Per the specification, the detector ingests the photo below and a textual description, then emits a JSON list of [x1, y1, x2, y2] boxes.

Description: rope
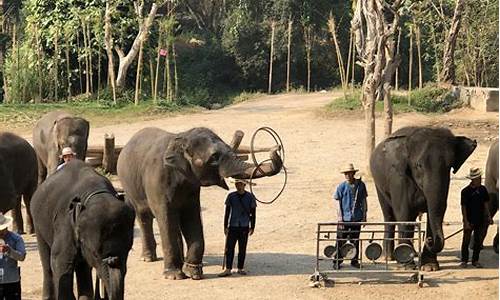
[[248, 127, 288, 204]]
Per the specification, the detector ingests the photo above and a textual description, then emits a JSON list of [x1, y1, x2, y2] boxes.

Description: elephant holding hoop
[[117, 127, 282, 280]]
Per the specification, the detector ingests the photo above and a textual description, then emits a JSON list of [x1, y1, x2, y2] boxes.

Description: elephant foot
[[141, 253, 158, 262], [163, 268, 187, 280], [421, 262, 440, 272], [182, 262, 203, 280]]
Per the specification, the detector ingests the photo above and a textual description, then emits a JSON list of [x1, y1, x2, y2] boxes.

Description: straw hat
[[340, 163, 359, 174], [229, 178, 256, 186], [466, 167, 482, 180], [60, 147, 76, 157], [0, 213, 12, 231]]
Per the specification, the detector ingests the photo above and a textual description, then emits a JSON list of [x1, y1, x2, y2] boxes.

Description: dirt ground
[[6, 92, 500, 299]]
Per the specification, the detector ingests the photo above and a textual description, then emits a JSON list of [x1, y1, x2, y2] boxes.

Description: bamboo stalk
[[267, 20, 275, 94]]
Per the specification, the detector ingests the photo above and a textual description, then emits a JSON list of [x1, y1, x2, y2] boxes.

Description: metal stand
[[311, 221, 425, 288]]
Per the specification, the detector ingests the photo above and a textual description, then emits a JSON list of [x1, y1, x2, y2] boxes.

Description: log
[[229, 130, 244, 151], [86, 145, 123, 156], [103, 133, 116, 174]]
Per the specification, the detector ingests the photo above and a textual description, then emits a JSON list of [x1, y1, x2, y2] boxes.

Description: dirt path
[[12, 92, 499, 299]]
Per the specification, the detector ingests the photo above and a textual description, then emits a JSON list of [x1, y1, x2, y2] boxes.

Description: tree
[[352, 0, 401, 164], [440, 0, 465, 85]]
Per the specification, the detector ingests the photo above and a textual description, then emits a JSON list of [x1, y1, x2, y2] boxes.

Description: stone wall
[[457, 86, 499, 112]]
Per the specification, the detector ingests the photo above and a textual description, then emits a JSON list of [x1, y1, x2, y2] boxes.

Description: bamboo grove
[[0, 0, 498, 106]]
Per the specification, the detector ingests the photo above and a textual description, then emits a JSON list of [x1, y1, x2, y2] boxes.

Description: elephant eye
[[209, 153, 220, 164]]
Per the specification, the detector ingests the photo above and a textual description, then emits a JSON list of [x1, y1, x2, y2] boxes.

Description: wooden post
[[286, 19, 292, 93], [268, 20, 275, 94], [103, 133, 116, 174]]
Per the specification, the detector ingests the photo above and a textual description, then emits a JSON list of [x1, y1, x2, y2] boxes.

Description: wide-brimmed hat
[[229, 178, 256, 186], [0, 213, 12, 231], [340, 163, 359, 174], [466, 167, 482, 180], [60, 147, 76, 157]]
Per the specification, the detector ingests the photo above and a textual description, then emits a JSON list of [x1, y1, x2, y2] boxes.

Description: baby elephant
[[31, 160, 135, 300]]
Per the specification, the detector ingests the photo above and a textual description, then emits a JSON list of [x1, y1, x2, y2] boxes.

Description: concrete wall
[[458, 86, 499, 112]]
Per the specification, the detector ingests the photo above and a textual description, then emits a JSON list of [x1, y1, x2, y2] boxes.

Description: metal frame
[[312, 221, 425, 287]]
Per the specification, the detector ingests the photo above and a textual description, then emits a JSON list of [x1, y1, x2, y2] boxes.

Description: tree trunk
[[304, 25, 312, 92], [172, 42, 178, 99], [65, 32, 71, 100], [346, 30, 353, 88], [97, 44, 101, 100], [395, 29, 401, 90], [328, 15, 346, 96], [149, 55, 155, 97], [36, 25, 43, 102], [286, 19, 292, 93], [165, 41, 171, 101], [408, 25, 413, 105], [416, 24, 422, 89], [115, 3, 162, 89], [268, 20, 275, 94], [352, 0, 402, 166], [430, 27, 441, 83], [87, 23, 93, 94], [82, 21, 90, 95], [77, 34, 83, 95], [154, 31, 162, 104], [134, 40, 144, 106], [440, 0, 465, 85], [104, 2, 117, 104], [54, 29, 59, 101]]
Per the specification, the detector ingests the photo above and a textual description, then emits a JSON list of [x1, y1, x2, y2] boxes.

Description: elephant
[[481, 139, 498, 253], [31, 160, 135, 300], [0, 132, 38, 234], [370, 126, 477, 271], [117, 127, 283, 280], [33, 111, 90, 183]]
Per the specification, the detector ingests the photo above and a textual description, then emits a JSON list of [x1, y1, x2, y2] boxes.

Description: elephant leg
[[37, 155, 47, 185], [180, 201, 204, 280], [51, 236, 77, 300], [37, 237, 55, 300], [377, 189, 396, 260], [75, 262, 93, 300], [23, 190, 35, 234], [136, 209, 158, 262], [421, 220, 440, 271], [154, 207, 186, 280], [11, 196, 24, 234]]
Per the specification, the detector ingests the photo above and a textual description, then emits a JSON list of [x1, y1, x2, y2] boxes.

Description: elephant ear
[[452, 136, 477, 174], [163, 136, 190, 169]]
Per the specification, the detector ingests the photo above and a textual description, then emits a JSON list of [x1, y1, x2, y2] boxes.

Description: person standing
[[56, 147, 76, 171], [333, 163, 367, 269], [0, 213, 26, 300], [218, 179, 256, 277], [460, 168, 493, 268]]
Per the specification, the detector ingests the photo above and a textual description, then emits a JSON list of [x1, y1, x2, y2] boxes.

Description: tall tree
[[440, 0, 465, 85], [352, 0, 401, 164]]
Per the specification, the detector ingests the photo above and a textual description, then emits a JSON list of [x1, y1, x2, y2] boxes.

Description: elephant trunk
[[424, 179, 448, 254], [96, 259, 125, 300], [218, 148, 282, 179]]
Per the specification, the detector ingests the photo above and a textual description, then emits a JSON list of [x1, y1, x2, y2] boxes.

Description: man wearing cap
[[0, 213, 26, 299], [218, 179, 257, 277], [333, 163, 367, 269], [460, 167, 493, 268], [56, 147, 76, 171]]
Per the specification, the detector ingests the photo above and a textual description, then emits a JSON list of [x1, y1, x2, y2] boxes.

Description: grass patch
[[325, 84, 461, 115], [0, 99, 199, 132]]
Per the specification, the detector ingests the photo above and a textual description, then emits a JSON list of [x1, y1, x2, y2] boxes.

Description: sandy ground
[[5, 92, 500, 299]]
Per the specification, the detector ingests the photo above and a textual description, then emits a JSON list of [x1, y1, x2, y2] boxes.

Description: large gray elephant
[[33, 111, 89, 183], [117, 127, 283, 280], [370, 126, 476, 271], [31, 160, 135, 300], [0, 132, 38, 234]]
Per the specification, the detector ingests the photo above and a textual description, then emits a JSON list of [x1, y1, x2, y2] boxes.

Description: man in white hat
[[218, 178, 256, 277], [56, 147, 76, 171], [332, 163, 368, 269], [0, 213, 26, 299], [460, 167, 493, 268]]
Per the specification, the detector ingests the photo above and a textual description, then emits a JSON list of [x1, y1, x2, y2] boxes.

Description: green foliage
[[326, 85, 461, 114]]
